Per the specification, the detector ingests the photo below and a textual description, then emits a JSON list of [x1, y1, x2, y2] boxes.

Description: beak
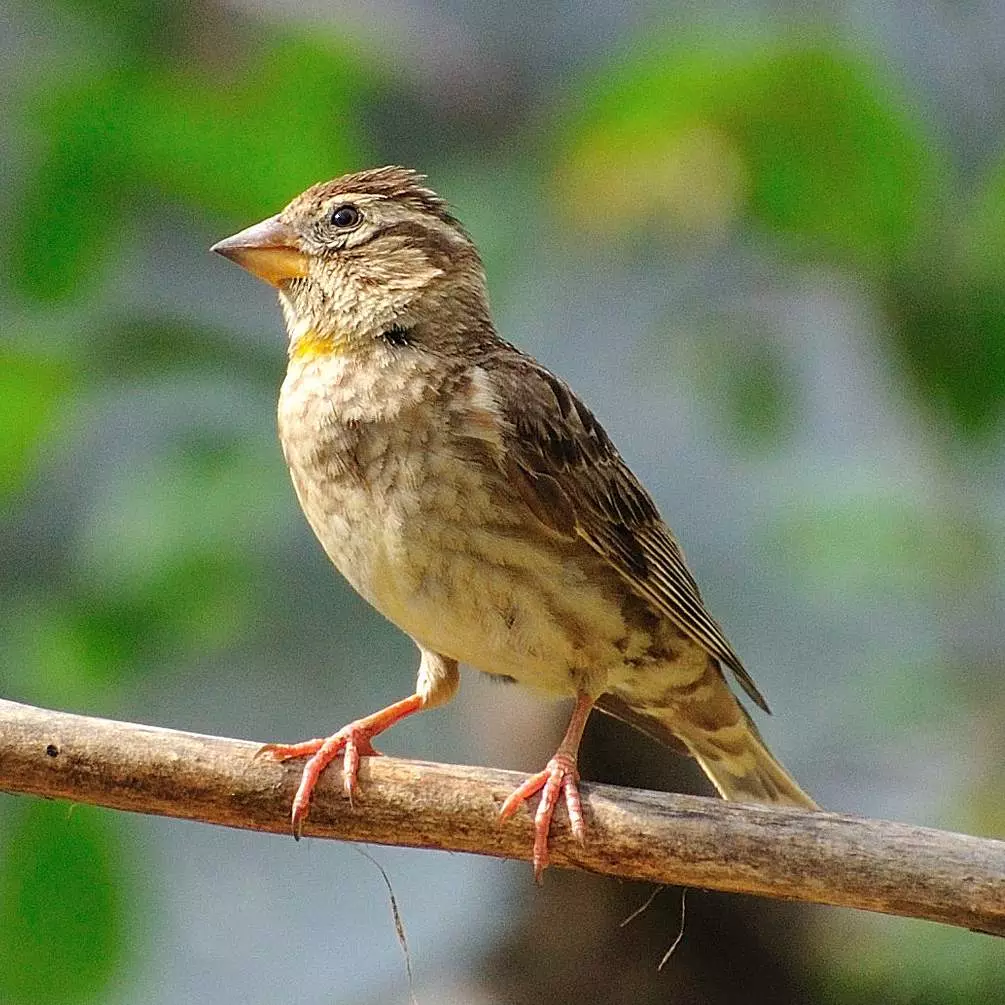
[[211, 215, 310, 287]]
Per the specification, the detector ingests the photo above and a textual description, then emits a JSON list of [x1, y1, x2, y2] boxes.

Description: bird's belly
[[291, 459, 641, 697]]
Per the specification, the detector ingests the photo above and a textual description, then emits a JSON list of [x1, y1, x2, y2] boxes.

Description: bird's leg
[[499, 692, 594, 881], [261, 693, 424, 837]]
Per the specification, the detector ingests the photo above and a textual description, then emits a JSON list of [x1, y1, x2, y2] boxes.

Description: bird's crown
[[282, 166, 459, 229]]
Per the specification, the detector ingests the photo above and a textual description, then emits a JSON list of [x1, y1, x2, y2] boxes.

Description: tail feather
[[679, 709, 818, 809], [601, 674, 818, 811]]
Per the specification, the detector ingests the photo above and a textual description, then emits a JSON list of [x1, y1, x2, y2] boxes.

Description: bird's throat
[[288, 319, 354, 361]]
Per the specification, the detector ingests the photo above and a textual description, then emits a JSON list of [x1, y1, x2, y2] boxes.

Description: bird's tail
[[602, 670, 818, 810], [677, 707, 818, 809]]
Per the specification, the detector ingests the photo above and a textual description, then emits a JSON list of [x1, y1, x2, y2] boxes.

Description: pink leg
[[499, 692, 594, 881], [260, 693, 424, 837]]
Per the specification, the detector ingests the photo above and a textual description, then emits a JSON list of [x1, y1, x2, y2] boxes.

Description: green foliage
[[888, 270, 1005, 437], [962, 150, 1005, 283], [125, 35, 372, 219], [47, 0, 182, 54], [818, 915, 1004, 1005], [83, 316, 280, 381], [3, 432, 284, 707], [0, 803, 130, 1004], [676, 324, 798, 450], [0, 351, 73, 499], [768, 493, 989, 600], [5, 597, 153, 706], [724, 341, 795, 446], [559, 34, 1005, 440], [12, 33, 374, 300], [555, 39, 938, 265], [885, 152, 1005, 438]]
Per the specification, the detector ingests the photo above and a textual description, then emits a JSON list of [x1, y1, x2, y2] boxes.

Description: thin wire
[[354, 846, 419, 1005], [618, 885, 689, 970], [619, 885, 665, 928], [658, 888, 688, 971]]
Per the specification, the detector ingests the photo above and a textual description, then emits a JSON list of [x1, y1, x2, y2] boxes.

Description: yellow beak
[[211, 216, 310, 287]]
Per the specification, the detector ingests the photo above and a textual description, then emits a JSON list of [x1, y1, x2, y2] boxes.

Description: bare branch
[[0, 699, 1001, 936]]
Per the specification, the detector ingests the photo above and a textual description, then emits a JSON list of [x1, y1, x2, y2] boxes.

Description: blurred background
[[2, 0, 1004, 1001]]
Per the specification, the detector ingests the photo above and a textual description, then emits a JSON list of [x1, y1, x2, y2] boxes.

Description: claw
[[275, 727, 380, 835], [498, 692, 594, 880], [261, 693, 424, 837], [500, 752, 584, 881]]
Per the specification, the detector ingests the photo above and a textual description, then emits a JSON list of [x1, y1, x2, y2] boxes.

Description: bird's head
[[212, 166, 489, 358]]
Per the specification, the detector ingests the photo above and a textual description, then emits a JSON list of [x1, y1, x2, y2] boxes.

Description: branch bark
[[0, 698, 1001, 936]]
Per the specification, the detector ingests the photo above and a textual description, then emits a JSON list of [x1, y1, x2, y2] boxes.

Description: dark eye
[[330, 204, 361, 229]]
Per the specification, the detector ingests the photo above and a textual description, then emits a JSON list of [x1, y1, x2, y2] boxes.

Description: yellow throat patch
[[289, 327, 351, 361]]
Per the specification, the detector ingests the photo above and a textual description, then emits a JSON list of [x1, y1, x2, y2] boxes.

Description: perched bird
[[212, 166, 817, 878]]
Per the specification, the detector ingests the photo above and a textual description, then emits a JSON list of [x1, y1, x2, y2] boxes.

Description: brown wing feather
[[490, 352, 770, 713]]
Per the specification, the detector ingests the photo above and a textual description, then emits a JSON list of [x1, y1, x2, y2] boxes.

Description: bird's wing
[[487, 353, 769, 713]]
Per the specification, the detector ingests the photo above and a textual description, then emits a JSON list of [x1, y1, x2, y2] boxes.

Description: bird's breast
[[277, 352, 506, 637], [276, 352, 661, 696]]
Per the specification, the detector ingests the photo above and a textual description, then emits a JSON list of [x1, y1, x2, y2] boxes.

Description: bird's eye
[[330, 204, 361, 229]]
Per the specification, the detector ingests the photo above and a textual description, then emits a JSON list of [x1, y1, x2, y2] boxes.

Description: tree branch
[[0, 698, 1001, 936]]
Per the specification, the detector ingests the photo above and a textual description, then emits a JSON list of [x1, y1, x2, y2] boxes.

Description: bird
[[211, 166, 817, 879]]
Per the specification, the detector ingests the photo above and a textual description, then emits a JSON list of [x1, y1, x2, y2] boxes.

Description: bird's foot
[[260, 726, 382, 836], [499, 752, 585, 882], [260, 693, 424, 838]]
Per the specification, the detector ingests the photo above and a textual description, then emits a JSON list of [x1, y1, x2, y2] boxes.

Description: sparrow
[[212, 166, 817, 879]]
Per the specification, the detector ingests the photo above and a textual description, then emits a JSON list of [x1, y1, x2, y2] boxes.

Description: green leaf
[[43, 0, 182, 56], [0, 802, 129, 1004], [85, 317, 278, 382], [11, 30, 375, 300], [126, 34, 374, 220], [767, 493, 990, 600], [688, 328, 797, 449], [10, 73, 133, 300], [880, 147, 1005, 438], [887, 270, 1005, 438], [819, 913, 1004, 1004], [555, 39, 939, 266], [0, 351, 73, 498], [70, 435, 283, 657], [960, 144, 1005, 283], [3, 594, 159, 706]]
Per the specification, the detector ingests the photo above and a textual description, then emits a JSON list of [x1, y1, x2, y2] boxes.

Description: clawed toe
[[500, 753, 585, 881], [258, 738, 326, 762], [262, 694, 426, 835], [263, 727, 382, 836], [498, 693, 594, 881]]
